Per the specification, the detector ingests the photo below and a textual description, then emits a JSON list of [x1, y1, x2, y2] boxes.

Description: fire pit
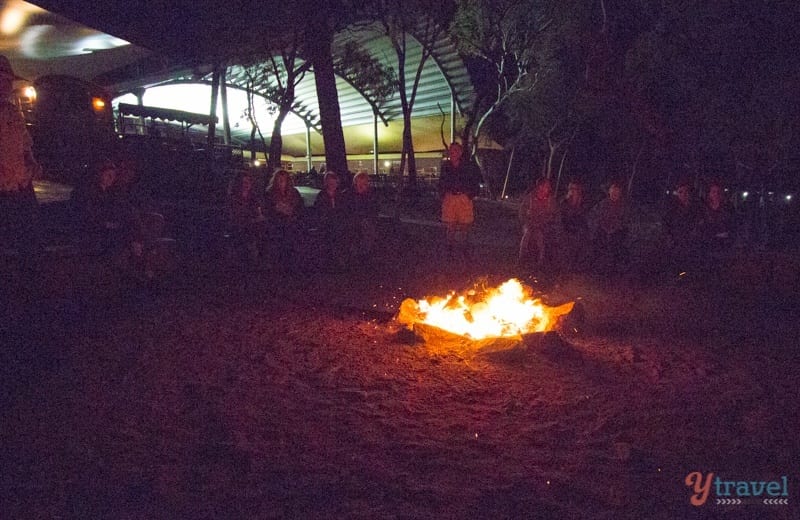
[[396, 278, 575, 355]]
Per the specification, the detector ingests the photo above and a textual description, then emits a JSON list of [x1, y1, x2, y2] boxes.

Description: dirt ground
[[2, 200, 799, 519]]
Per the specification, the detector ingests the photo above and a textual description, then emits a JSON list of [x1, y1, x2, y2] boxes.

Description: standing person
[[559, 179, 591, 273], [591, 180, 630, 276], [0, 56, 42, 274], [438, 142, 482, 262], [518, 177, 559, 271]]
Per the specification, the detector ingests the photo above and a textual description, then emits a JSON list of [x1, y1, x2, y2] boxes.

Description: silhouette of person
[[439, 142, 482, 263], [518, 177, 559, 271]]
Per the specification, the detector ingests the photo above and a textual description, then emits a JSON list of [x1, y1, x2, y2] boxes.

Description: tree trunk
[[627, 142, 644, 197], [250, 126, 257, 164], [307, 22, 348, 176], [501, 146, 516, 199], [403, 113, 416, 190], [268, 109, 289, 173], [555, 129, 578, 194], [244, 72, 265, 164], [207, 65, 221, 172], [546, 143, 557, 179]]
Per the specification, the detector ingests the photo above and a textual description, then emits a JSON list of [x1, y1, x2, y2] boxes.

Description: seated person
[[591, 180, 629, 275], [227, 171, 265, 263], [559, 179, 591, 272], [313, 170, 345, 217], [344, 172, 380, 260], [663, 178, 700, 270], [313, 171, 348, 267], [79, 160, 143, 260], [264, 169, 304, 265]]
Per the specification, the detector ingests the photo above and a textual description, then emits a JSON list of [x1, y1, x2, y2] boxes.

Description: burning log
[[396, 278, 575, 355]]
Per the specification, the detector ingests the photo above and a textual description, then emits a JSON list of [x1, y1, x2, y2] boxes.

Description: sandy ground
[[2, 199, 799, 519]]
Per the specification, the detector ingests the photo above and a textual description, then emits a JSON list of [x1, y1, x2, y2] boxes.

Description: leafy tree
[[365, 0, 452, 190], [240, 64, 270, 162], [233, 3, 395, 177], [244, 37, 312, 172], [305, 12, 348, 176], [451, 0, 553, 151], [452, 0, 598, 194], [298, 0, 401, 178], [624, 0, 800, 193], [332, 40, 397, 107]]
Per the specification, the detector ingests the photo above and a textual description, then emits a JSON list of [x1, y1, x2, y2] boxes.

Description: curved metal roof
[[161, 20, 475, 150], [5, 0, 477, 156]]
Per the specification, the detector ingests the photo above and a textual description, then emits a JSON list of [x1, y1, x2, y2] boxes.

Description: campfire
[[397, 278, 574, 350]]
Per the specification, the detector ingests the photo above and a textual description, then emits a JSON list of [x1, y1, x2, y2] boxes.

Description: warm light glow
[[11, 0, 128, 60], [253, 160, 261, 167], [92, 97, 106, 111], [405, 279, 572, 340], [384, 160, 391, 168], [0, 2, 43, 35], [22, 85, 36, 100], [1, 6, 25, 35]]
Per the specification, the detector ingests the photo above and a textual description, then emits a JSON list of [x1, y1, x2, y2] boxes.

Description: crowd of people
[[0, 47, 757, 292], [661, 178, 735, 275], [516, 175, 737, 279], [433, 142, 740, 282], [226, 169, 379, 272], [63, 155, 742, 284], [517, 178, 631, 276]]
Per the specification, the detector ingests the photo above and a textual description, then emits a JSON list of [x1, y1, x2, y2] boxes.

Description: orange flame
[[399, 278, 573, 340]]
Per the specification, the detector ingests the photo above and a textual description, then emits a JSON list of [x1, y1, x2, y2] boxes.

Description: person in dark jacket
[[559, 179, 591, 273], [439, 142, 482, 262], [663, 178, 700, 272], [80, 160, 144, 265], [227, 171, 265, 263], [591, 180, 630, 276], [313, 171, 348, 268], [344, 172, 380, 262], [264, 168, 303, 267]]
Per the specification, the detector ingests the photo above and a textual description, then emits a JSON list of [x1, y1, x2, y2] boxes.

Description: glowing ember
[[398, 278, 574, 340]]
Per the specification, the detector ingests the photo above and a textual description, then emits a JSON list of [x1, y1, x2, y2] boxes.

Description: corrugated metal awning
[[181, 20, 475, 144]]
